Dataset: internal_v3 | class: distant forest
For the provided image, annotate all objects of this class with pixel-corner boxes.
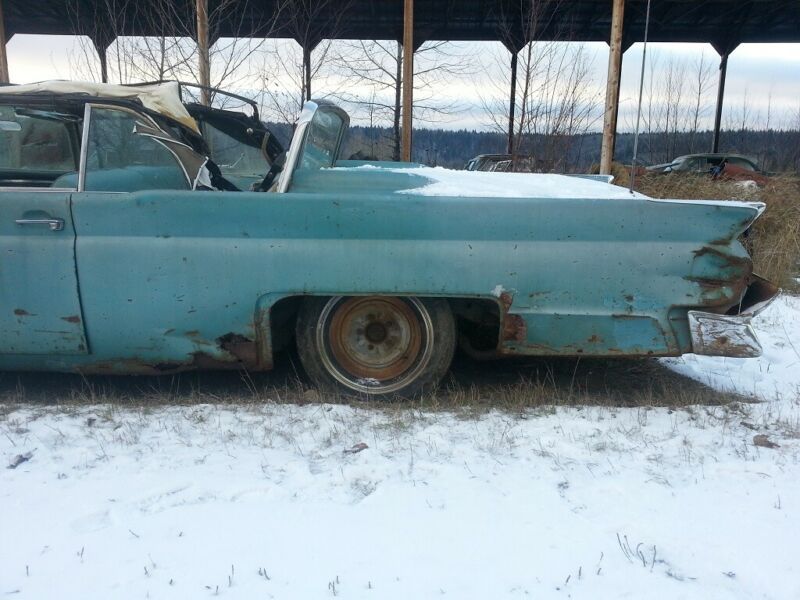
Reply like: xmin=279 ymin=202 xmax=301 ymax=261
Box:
xmin=268 ymin=123 xmax=800 ymax=173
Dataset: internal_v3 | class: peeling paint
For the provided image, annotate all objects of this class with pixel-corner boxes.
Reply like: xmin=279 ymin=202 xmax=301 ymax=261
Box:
xmin=502 ymin=314 xmax=527 ymax=342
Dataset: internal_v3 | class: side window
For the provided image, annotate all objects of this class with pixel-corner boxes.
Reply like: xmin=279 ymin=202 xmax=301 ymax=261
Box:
xmin=83 ymin=107 xmax=190 ymax=192
xmin=686 ymin=158 xmax=704 ymax=171
xmin=728 ymin=157 xmax=755 ymax=171
xmin=0 ymin=105 xmax=78 ymax=186
xmin=202 ymin=121 xmax=266 ymax=179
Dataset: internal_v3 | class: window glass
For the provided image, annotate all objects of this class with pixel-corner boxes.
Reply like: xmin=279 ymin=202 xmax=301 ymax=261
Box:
xmin=203 ymin=121 xmax=266 ymax=179
xmin=684 ymin=158 xmax=704 ymax=171
xmin=84 ymin=107 xmax=189 ymax=192
xmin=0 ymin=105 xmax=77 ymax=174
xmin=728 ymin=157 xmax=755 ymax=171
xmin=299 ymin=110 xmax=344 ymax=171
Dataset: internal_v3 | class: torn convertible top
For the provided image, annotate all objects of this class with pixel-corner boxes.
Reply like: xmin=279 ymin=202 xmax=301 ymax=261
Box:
xmin=0 ymin=80 xmax=199 ymax=133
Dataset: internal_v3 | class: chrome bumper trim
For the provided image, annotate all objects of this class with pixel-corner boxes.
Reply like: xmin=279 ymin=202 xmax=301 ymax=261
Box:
xmin=688 ymin=311 xmax=762 ymax=358
xmin=689 ymin=275 xmax=780 ymax=358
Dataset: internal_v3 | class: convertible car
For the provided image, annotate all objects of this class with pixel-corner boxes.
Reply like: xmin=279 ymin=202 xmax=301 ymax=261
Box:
xmin=0 ymin=81 xmax=778 ymax=398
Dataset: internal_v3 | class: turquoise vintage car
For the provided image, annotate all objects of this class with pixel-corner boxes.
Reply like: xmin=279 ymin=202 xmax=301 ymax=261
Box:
xmin=0 ymin=82 xmax=778 ymax=398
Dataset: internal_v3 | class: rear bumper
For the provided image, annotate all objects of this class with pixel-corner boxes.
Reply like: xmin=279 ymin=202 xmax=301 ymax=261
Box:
xmin=689 ymin=275 xmax=779 ymax=358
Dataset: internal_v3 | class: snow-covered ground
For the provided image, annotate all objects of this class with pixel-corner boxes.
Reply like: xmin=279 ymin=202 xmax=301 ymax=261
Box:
xmin=2 ymin=297 xmax=798 ymax=599
xmin=663 ymin=293 xmax=800 ymax=402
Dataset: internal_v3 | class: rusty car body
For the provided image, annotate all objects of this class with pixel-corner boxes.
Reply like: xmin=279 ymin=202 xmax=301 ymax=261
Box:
xmin=0 ymin=82 xmax=778 ymax=397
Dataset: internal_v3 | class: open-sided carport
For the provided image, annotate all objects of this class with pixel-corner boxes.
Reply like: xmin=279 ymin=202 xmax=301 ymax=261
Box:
xmin=1 ymin=0 xmax=798 ymax=171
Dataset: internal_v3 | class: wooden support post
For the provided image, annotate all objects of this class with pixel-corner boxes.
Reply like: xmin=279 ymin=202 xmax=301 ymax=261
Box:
xmin=401 ymin=0 xmax=414 ymax=162
xmin=0 ymin=0 xmax=9 ymax=84
xmin=611 ymin=49 xmax=625 ymax=158
xmin=712 ymin=52 xmax=729 ymax=153
xmin=303 ymin=44 xmax=312 ymax=101
xmin=196 ymin=0 xmax=211 ymax=105
xmin=507 ymin=50 xmax=518 ymax=155
xmin=599 ymin=0 xmax=625 ymax=175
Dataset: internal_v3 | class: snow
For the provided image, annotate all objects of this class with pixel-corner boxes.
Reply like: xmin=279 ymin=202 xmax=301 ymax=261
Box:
xmin=392 ymin=166 xmax=650 ymax=199
xmin=662 ymin=293 xmax=800 ymax=402
xmin=735 ymin=180 xmax=760 ymax=191
xmin=2 ymin=298 xmax=799 ymax=600
xmin=337 ymin=165 xmax=765 ymax=213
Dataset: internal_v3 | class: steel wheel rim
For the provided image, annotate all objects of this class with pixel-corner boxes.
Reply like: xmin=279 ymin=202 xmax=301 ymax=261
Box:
xmin=317 ymin=296 xmax=435 ymax=394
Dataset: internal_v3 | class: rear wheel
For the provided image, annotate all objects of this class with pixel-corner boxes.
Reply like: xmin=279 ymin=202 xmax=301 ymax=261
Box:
xmin=296 ymin=296 xmax=455 ymax=399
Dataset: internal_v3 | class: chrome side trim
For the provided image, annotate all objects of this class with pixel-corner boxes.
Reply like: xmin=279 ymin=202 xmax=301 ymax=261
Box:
xmin=0 ymin=187 xmax=77 ymax=192
xmin=77 ymin=103 xmax=92 ymax=192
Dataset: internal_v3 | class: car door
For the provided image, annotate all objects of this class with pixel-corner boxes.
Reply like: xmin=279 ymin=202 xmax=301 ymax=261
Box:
xmin=69 ymin=103 xmax=208 ymax=363
xmin=0 ymin=103 xmax=88 ymax=354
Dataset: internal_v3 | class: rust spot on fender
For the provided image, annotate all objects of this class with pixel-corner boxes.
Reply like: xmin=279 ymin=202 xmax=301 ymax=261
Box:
xmin=498 ymin=291 xmax=514 ymax=312
xmin=692 ymin=246 xmax=751 ymax=269
xmin=76 ymin=332 xmax=262 ymax=375
xmin=61 ymin=315 xmax=81 ymax=323
xmin=14 ymin=308 xmax=30 ymax=316
xmin=497 ymin=291 xmax=527 ymax=342
xmin=502 ymin=315 xmax=527 ymax=342
xmin=217 ymin=333 xmax=258 ymax=365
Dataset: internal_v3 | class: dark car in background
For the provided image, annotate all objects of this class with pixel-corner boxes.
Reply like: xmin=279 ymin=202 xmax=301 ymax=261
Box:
xmin=647 ymin=153 xmax=761 ymax=175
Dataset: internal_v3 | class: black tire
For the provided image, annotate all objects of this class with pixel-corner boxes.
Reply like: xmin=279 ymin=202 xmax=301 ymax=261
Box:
xmin=296 ymin=296 xmax=456 ymax=399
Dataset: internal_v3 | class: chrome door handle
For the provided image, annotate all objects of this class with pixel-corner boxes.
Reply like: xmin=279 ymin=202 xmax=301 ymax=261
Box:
xmin=15 ymin=218 xmax=65 ymax=231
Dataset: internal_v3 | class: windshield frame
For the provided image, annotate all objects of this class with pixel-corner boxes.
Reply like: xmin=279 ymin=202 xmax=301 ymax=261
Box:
xmin=276 ymin=100 xmax=349 ymax=193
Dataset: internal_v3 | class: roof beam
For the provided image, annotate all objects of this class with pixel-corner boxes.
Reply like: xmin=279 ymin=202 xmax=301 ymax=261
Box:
xmin=2 ymin=0 xmax=798 ymax=44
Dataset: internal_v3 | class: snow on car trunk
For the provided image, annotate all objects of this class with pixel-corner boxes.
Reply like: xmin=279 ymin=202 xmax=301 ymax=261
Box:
xmin=339 ymin=165 xmax=766 ymax=212
xmin=1 ymin=297 xmax=798 ymax=600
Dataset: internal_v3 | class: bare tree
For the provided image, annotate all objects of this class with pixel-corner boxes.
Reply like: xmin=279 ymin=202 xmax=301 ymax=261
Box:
xmin=687 ymin=50 xmax=714 ymax=152
xmin=633 ymin=51 xmax=706 ymax=162
xmin=255 ymin=0 xmax=354 ymax=126
xmin=480 ymin=0 xmax=600 ymax=172
xmin=790 ymin=101 xmax=800 ymax=172
xmin=482 ymin=37 xmax=601 ymax=171
xmin=329 ymin=39 xmax=472 ymax=161
xmin=67 ymin=0 xmax=278 ymax=106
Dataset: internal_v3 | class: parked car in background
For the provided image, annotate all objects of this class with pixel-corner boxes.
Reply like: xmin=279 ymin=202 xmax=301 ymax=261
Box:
xmin=465 ymin=154 xmax=513 ymax=172
xmin=465 ymin=153 xmax=548 ymax=173
xmin=647 ymin=153 xmax=770 ymax=185
xmin=0 ymin=81 xmax=778 ymax=398
xmin=647 ymin=153 xmax=760 ymax=174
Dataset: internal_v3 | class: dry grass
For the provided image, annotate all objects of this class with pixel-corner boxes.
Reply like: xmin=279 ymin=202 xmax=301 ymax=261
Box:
xmin=625 ymin=168 xmax=800 ymax=288
xmin=0 ymin=356 xmax=747 ymax=419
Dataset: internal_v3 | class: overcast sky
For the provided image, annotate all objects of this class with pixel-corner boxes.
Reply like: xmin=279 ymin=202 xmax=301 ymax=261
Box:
xmin=5 ymin=34 xmax=800 ymax=132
